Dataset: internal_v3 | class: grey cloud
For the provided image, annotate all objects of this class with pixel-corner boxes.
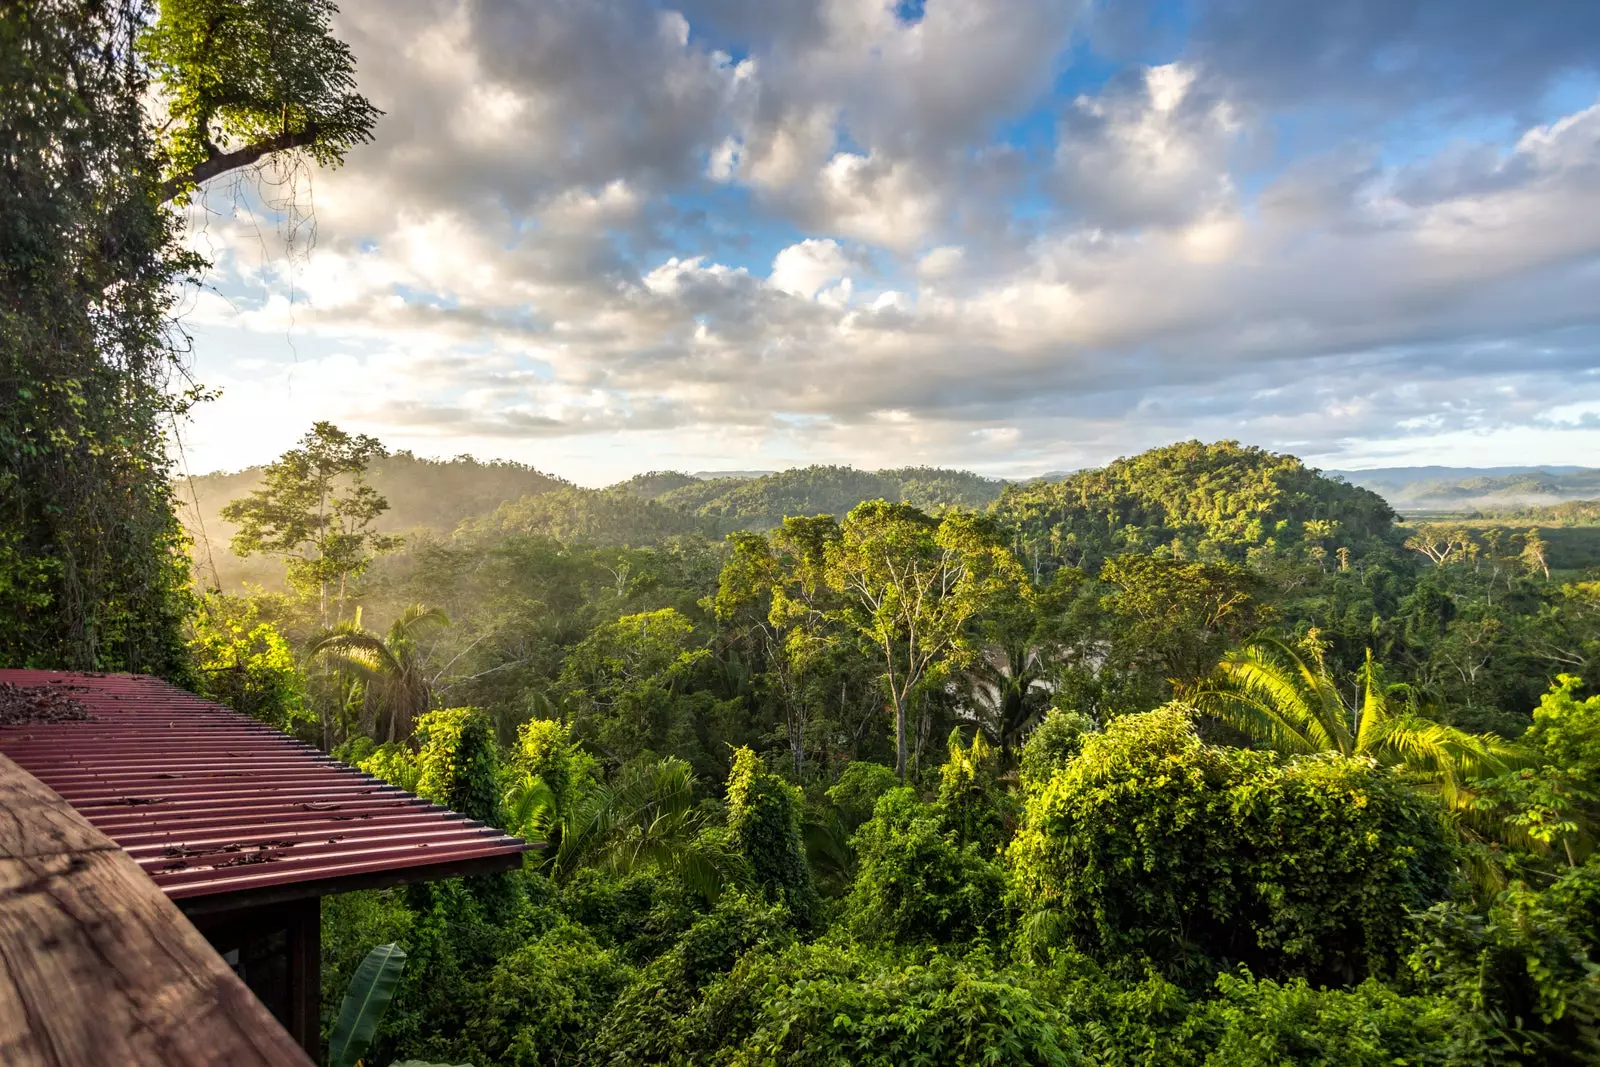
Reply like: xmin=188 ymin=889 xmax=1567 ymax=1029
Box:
xmin=1185 ymin=0 xmax=1600 ymax=117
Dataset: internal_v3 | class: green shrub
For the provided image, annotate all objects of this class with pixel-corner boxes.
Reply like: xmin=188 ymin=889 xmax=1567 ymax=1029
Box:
xmin=1409 ymin=873 xmax=1600 ymax=1065
xmin=1037 ymin=955 xmax=1458 ymax=1067
xmin=825 ymin=760 xmax=899 ymax=830
xmin=585 ymin=893 xmax=792 ymax=1064
xmin=1007 ymin=706 xmax=1456 ymax=984
xmin=560 ymin=868 xmax=703 ymax=964
xmin=468 ymin=923 xmax=633 ymax=1067
xmin=1190 ymin=971 xmax=1458 ymax=1067
xmin=936 ymin=727 xmax=1012 ymax=853
xmin=1019 ymin=708 xmax=1096 ymax=792
xmin=727 ymin=747 xmax=818 ymax=926
xmin=845 ymin=787 xmax=1006 ymax=946
xmin=692 ymin=944 xmax=1087 ymax=1066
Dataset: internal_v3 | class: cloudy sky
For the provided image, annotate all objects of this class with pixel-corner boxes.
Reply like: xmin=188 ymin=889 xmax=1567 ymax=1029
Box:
xmin=177 ymin=0 xmax=1600 ymax=484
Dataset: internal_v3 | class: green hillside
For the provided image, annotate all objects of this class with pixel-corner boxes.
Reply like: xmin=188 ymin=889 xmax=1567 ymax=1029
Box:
xmin=992 ymin=439 xmax=1397 ymax=568
xmin=615 ymin=464 xmax=1007 ymax=529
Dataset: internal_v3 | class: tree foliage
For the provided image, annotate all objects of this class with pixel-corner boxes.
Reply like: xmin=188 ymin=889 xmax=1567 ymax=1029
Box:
xmin=2 ymin=0 xmax=197 ymax=675
xmin=141 ymin=0 xmax=381 ymax=200
xmin=1008 ymin=707 xmax=1457 ymax=985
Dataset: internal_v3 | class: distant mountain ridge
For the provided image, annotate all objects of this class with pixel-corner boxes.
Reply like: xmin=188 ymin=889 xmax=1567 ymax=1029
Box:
xmin=1328 ymin=465 xmax=1600 ymax=511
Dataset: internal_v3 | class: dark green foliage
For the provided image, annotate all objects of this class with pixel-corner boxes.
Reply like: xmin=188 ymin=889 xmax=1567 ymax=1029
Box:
xmin=634 ymin=464 xmax=1006 ymax=531
xmin=376 ymin=879 xmax=511 ymax=1065
xmin=329 ymin=943 xmax=407 ymax=1067
xmin=585 ymin=894 xmax=793 ymax=1065
xmin=845 ymin=787 xmax=1007 ymax=946
xmin=468 ymin=923 xmax=633 ymax=1067
xmin=2 ymin=0 xmax=197 ymax=675
xmin=1008 ymin=707 xmax=1457 ymax=985
xmin=687 ymin=944 xmax=1087 ymax=1066
xmin=726 ymin=747 xmax=818 ymax=926
xmin=824 ymin=760 xmax=899 ymax=830
xmin=1408 ymin=867 xmax=1600 ymax=1065
xmin=559 ymin=869 xmax=702 ymax=964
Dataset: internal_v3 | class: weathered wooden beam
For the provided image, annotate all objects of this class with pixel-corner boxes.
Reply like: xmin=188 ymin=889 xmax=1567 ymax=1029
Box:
xmin=0 ymin=753 xmax=314 ymax=1067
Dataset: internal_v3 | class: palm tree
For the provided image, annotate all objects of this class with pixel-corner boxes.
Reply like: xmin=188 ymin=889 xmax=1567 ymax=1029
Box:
xmin=961 ymin=642 xmax=1052 ymax=766
xmin=551 ymin=756 xmax=747 ymax=903
xmin=1195 ymin=634 xmax=1526 ymax=810
xmin=307 ymin=604 xmax=449 ymax=744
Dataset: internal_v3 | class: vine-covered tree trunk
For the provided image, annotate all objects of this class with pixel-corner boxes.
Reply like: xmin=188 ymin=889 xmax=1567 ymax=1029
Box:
xmin=1 ymin=0 xmax=196 ymax=676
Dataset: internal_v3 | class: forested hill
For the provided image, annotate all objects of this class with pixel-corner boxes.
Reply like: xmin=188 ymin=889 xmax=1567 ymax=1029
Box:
xmin=185 ymin=444 xmax=1403 ymax=590
xmin=180 ymin=452 xmax=574 ymax=588
xmin=611 ymin=465 xmax=1006 ymax=529
xmin=992 ymin=439 xmax=1398 ymax=568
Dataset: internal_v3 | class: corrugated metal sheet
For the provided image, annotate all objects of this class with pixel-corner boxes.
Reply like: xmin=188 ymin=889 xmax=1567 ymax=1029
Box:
xmin=0 ymin=670 xmax=534 ymax=904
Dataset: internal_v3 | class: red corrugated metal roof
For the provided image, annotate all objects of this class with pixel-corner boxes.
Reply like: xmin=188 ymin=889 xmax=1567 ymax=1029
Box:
xmin=0 ymin=670 xmax=535 ymax=906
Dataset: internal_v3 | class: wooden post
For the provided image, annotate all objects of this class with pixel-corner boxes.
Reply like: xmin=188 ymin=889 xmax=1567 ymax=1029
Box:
xmin=287 ymin=895 xmax=323 ymax=1063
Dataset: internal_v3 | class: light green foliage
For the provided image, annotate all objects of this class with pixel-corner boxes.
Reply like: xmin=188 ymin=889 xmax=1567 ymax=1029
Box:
xmin=1199 ymin=636 xmax=1528 ymax=811
xmin=357 ymin=741 xmax=422 ymax=793
xmin=504 ymin=717 xmax=582 ymax=844
xmin=844 ymin=786 xmax=1007 ymax=946
xmin=329 ymin=943 xmax=407 ymax=1067
xmin=1007 ymin=707 xmax=1456 ymax=984
xmin=469 ymin=487 xmax=714 ymax=546
xmin=726 ymin=747 xmax=817 ymax=926
xmin=1040 ymin=958 xmax=1459 ymax=1067
xmin=2 ymin=0 xmax=197 ymax=676
xmin=140 ymin=0 xmax=381 ymax=197
xmin=714 ymin=517 xmax=844 ymax=775
xmin=186 ymin=593 xmax=308 ymax=729
xmin=412 ymin=707 xmax=476 ymax=803
xmin=1191 ymin=972 xmax=1459 ymax=1067
xmin=936 ymin=727 xmax=1010 ymax=852
xmin=515 ymin=718 xmax=578 ymax=813
xmin=826 ymin=501 xmax=1027 ymax=776
xmin=1482 ymin=675 xmax=1600 ymax=865
xmin=222 ymin=422 xmax=398 ymax=623
xmin=991 ymin=439 xmax=1396 ymax=572
xmin=467 ymin=923 xmax=633 ymax=1067
xmin=1018 ymin=708 xmax=1097 ymax=792
xmin=446 ymin=711 xmax=502 ymax=827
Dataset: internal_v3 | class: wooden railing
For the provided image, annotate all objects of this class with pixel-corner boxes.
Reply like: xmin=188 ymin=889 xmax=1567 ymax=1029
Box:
xmin=0 ymin=752 xmax=314 ymax=1066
